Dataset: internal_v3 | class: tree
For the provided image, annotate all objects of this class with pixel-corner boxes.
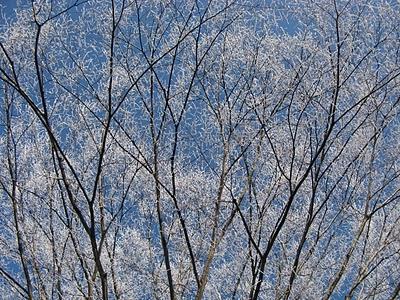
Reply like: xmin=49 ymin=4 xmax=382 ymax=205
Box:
xmin=0 ymin=0 xmax=400 ymax=299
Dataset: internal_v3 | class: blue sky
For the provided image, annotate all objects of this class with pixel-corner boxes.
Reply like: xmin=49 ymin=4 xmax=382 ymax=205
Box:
xmin=0 ymin=0 xmax=17 ymax=25
xmin=0 ymin=0 xmax=16 ymax=22
xmin=1 ymin=0 xmax=16 ymax=10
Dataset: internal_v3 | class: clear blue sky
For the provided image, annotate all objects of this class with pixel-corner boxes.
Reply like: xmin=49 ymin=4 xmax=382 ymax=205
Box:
xmin=0 ymin=0 xmax=17 ymax=22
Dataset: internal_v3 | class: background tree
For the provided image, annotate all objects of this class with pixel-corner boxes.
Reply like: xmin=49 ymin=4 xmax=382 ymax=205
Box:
xmin=1 ymin=0 xmax=400 ymax=299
